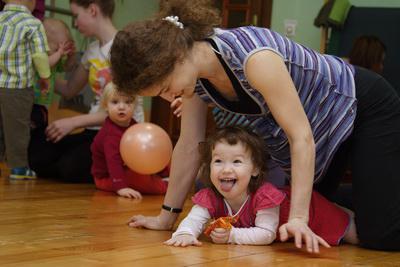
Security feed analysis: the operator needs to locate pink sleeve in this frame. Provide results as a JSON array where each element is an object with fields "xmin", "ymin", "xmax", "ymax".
[
  {"xmin": 253, "ymin": 183, "xmax": 286, "ymax": 212},
  {"xmin": 191, "ymin": 188, "xmax": 217, "ymax": 216}
]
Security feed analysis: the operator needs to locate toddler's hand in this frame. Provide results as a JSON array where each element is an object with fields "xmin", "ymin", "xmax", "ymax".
[
  {"xmin": 164, "ymin": 234, "xmax": 202, "ymax": 247},
  {"xmin": 170, "ymin": 97, "xmax": 182, "ymax": 117},
  {"xmin": 57, "ymin": 41, "xmax": 75, "ymax": 57},
  {"xmin": 38, "ymin": 78, "xmax": 50, "ymax": 94},
  {"xmin": 210, "ymin": 227, "xmax": 231, "ymax": 244},
  {"xmin": 117, "ymin": 188, "xmax": 142, "ymax": 199},
  {"xmin": 64, "ymin": 40, "xmax": 75, "ymax": 56}
]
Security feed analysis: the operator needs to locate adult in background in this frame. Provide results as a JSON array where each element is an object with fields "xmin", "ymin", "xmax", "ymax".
[{"xmin": 29, "ymin": 0, "xmax": 144, "ymax": 183}]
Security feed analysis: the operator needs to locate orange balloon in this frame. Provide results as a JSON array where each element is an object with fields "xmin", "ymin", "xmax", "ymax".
[{"xmin": 120, "ymin": 123, "xmax": 173, "ymax": 174}]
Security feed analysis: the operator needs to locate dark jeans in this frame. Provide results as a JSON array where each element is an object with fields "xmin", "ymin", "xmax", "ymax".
[
  {"xmin": 317, "ymin": 67, "xmax": 400, "ymax": 250},
  {"xmin": 0, "ymin": 88, "xmax": 34, "ymax": 168},
  {"xmin": 29, "ymin": 105, "xmax": 96, "ymax": 183}
]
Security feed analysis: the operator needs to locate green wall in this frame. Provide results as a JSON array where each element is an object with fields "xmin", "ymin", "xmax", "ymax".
[
  {"xmin": 270, "ymin": 0, "xmax": 400, "ymax": 52},
  {"xmin": 45, "ymin": 0, "xmax": 158, "ymax": 48},
  {"xmin": 270, "ymin": 0, "xmax": 324, "ymax": 51}
]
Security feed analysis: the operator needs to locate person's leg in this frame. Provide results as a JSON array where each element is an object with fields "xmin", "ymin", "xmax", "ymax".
[
  {"xmin": 0, "ymin": 95, "xmax": 5, "ymax": 162},
  {"xmin": 315, "ymin": 139, "xmax": 354, "ymax": 210},
  {"xmin": 93, "ymin": 177, "xmax": 114, "ymax": 192},
  {"xmin": 29, "ymin": 110, "xmax": 62, "ymax": 179},
  {"xmin": 125, "ymin": 169, "xmax": 168, "ymax": 194},
  {"xmin": 337, "ymin": 204, "xmax": 358, "ymax": 245},
  {"xmin": 55, "ymin": 129, "xmax": 97, "ymax": 183},
  {"xmin": 315, "ymin": 138, "xmax": 351, "ymax": 200},
  {"xmin": 30, "ymin": 128, "xmax": 96, "ymax": 181},
  {"xmin": 0, "ymin": 88, "xmax": 34, "ymax": 168},
  {"xmin": 350, "ymin": 67, "xmax": 400, "ymax": 250}
]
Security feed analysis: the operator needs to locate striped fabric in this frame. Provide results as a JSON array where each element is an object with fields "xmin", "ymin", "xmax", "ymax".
[
  {"xmin": 0, "ymin": 4, "xmax": 48, "ymax": 89},
  {"xmin": 196, "ymin": 27, "xmax": 357, "ymax": 182}
]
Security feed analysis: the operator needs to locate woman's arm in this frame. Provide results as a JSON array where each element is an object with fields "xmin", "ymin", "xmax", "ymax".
[
  {"xmin": 46, "ymin": 110, "xmax": 107, "ymax": 143},
  {"xmin": 245, "ymin": 50, "xmax": 328, "ymax": 253},
  {"xmin": 128, "ymin": 93, "xmax": 208, "ymax": 230},
  {"xmin": 55, "ymin": 64, "xmax": 89, "ymax": 99}
]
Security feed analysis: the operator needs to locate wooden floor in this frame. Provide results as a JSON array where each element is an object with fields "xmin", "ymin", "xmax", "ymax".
[{"xmin": 1, "ymin": 171, "xmax": 400, "ymax": 266}]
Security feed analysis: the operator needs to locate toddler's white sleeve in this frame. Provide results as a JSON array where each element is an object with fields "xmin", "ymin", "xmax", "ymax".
[
  {"xmin": 172, "ymin": 204, "xmax": 211, "ymax": 238},
  {"xmin": 228, "ymin": 206, "xmax": 279, "ymax": 245}
]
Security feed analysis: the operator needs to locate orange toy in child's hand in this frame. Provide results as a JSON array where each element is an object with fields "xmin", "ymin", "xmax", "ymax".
[{"xmin": 204, "ymin": 216, "xmax": 238, "ymax": 236}]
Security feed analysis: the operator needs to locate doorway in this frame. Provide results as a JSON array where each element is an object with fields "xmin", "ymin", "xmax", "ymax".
[{"xmin": 215, "ymin": 0, "xmax": 273, "ymax": 28}]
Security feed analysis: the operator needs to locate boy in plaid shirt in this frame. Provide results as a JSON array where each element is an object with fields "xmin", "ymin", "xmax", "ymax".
[{"xmin": 0, "ymin": 0, "xmax": 50, "ymax": 179}]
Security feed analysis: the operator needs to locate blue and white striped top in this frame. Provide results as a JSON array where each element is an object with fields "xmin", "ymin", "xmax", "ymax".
[{"xmin": 195, "ymin": 27, "xmax": 357, "ymax": 182}]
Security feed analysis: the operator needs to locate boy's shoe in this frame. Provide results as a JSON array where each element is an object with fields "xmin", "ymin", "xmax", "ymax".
[{"xmin": 9, "ymin": 167, "xmax": 37, "ymax": 180}]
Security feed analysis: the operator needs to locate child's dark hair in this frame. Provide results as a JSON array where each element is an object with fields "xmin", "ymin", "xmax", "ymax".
[
  {"xmin": 110, "ymin": 0, "xmax": 220, "ymax": 95},
  {"xmin": 198, "ymin": 126, "xmax": 268, "ymax": 195},
  {"xmin": 69, "ymin": 0, "xmax": 115, "ymax": 18}
]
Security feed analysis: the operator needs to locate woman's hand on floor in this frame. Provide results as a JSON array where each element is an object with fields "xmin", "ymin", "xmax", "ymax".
[
  {"xmin": 279, "ymin": 218, "xmax": 330, "ymax": 253},
  {"xmin": 127, "ymin": 212, "xmax": 176, "ymax": 230}
]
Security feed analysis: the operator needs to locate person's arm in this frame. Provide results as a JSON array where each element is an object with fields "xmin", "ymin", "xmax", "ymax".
[
  {"xmin": 32, "ymin": 52, "xmax": 50, "ymax": 92},
  {"xmin": 45, "ymin": 110, "xmax": 107, "ymax": 143},
  {"xmin": 31, "ymin": 21, "xmax": 50, "ymax": 78},
  {"xmin": 172, "ymin": 204, "xmax": 211, "ymax": 237},
  {"xmin": 48, "ymin": 41, "xmax": 74, "ymax": 68},
  {"xmin": 55, "ymin": 64, "xmax": 89, "ymax": 99},
  {"xmin": 48, "ymin": 51, "xmax": 63, "ymax": 69},
  {"xmin": 32, "ymin": 52, "xmax": 50, "ymax": 78},
  {"xmin": 228, "ymin": 207, "xmax": 279, "ymax": 245},
  {"xmin": 128, "ymin": 93, "xmax": 208, "ymax": 229},
  {"xmin": 245, "ymin": 50, "xmax": 328, "ymax": 253},
  {"xmin": 164, "ymin": 204, "xmax": 210, "ymax": 247}
]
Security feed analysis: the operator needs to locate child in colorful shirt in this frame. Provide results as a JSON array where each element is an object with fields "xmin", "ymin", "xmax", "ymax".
[
  {"xmin": 165, "ymin": 126, "xmax": 358, "ymax": 248},
  {"xmin": 0, "ymin": 0, "xmax": 50, "ymax": 179},
  {"xmin": 33, "ymin": 17, "xmax": 75, "ymax": 106},
  {"xmin": 91, "ymin": 83, "xmax": 168, "ymax": 198}
]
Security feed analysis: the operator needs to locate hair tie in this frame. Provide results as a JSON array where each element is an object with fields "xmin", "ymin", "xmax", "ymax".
[{"xmin": 162, "ymin": 15, "xmax": 184, "ymax": 29}]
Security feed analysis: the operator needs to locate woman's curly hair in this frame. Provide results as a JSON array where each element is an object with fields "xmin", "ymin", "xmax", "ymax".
[{"xmin": 110, "ymin": 0, "xmax": 220, "ymax": 95}]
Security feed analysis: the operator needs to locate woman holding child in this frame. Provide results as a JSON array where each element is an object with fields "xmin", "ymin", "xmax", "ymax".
[{"xmin": 29, "ymin": 0, "xmax": 144, "ymax": 182}]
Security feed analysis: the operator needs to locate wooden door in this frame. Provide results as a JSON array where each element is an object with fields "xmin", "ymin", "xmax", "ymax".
[{"xmin": 215, "ymin": 0, "xmax": 273, "ymax": 28}]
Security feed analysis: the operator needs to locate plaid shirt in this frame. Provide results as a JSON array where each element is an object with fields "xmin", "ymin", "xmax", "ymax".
[{"xmin": 0, "ymin": 4, "xmax": 48, "ymax": 89}]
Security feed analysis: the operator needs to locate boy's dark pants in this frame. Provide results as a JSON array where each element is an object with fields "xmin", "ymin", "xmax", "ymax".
[{"xmin": 0, "ymin": 88, "xmax": 34, "ymax": 168}]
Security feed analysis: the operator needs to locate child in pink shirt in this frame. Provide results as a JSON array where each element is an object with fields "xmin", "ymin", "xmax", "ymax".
[{"xmin": 165, "ymin": 126, "xmax": 358, "ymax": 249}]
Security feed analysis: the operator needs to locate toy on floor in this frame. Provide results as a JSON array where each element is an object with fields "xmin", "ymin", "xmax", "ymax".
[{"xmin": 204, "ymin": 215, "xmax": 238, "ymax": 236}]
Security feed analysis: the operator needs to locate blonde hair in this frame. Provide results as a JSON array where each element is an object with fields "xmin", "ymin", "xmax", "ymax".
[
  {"xmin": 100, "ymin": 82, "xmax": 135, "ymax": 110},
  {"xmin": 43, "ymin": 18, "xmax": 72, "ymax": 45}
]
